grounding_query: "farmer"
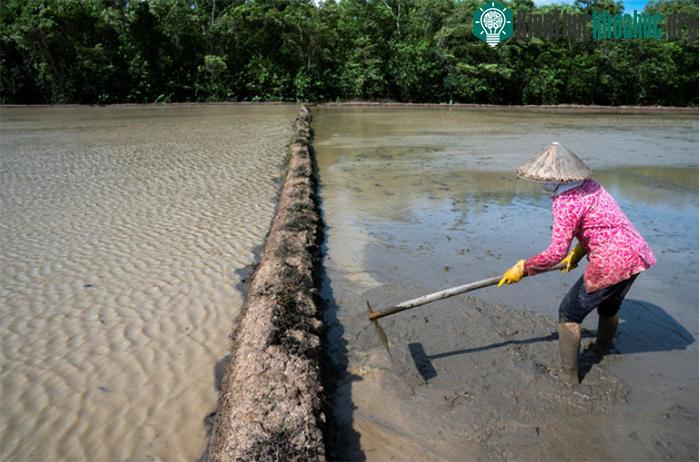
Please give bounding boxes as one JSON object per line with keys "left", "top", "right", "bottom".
{"left": 498, "top": 142, "right": 656, "bottom": 385}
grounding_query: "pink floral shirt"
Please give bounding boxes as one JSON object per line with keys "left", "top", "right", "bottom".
{"left": 525, "top": 180, "right": 656, "bottom": 292}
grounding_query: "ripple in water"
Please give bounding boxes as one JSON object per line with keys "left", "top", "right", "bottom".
{"left": 0, "top": 104, "right": 298, "bottom": 461}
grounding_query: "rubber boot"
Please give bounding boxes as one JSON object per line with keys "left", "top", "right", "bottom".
{"left": 594, "top": 315, "right": 619, "bottom": 358}
{"left": 558, "top": 322, "right": 581, "bottom": 386}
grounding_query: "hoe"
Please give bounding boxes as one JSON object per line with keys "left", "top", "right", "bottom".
{"left": 367, "top": 262, "right": 566, "bottom": 357}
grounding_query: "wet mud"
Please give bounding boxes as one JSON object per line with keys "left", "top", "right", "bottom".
{"left": 0, "top": 104, "right": 298, "bottom": 461}
{"left": 314, "top": 106, "right": 698, "bottom": 460}
{"left": 338, "top": 285, "right": 630, "bottom": 461}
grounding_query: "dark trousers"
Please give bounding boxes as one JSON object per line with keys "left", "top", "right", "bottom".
{"left": 558, "top": 274, "right": 638, "bottom": 324}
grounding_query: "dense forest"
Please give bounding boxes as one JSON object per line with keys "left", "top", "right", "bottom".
{"left": 1, "top": 0, "right": 697, "bottom": 105}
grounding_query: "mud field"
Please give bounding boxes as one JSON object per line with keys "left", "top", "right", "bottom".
{"left": 0, "top": 104, "right": 297, "bottom": 461}
{"left": 314, "top": 106, "right": 698, "bottom": 460}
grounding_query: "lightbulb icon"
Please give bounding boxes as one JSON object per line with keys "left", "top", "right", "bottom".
{"left": 478, "top": 3, "right": 508, "bottom": 46}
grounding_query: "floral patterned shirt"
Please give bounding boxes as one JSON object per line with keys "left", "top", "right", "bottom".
{"left": 525, "top": 179, "right": 656, "bottom": 292}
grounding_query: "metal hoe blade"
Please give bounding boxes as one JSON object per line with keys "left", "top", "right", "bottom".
{"left": 367, "top": 301, "right": 391, "bottom": 358}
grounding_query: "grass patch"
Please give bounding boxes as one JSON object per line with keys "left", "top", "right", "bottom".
{"left": 294, "top": 165, "right": 311, "bottom": 177}
{"left": 274, "top": 238, "right": 297, "bottom": 259}
{"left": 240, "top": 426, "right": 321, "bottom": 461}
{"left": 268, "top": 288, "right": 317, "bottom": 359}
{"left": 279, "top": 263, "right": 313, "bottom": 291}
{"left": 284, "top": 215, "right": 311, "bottom": 232}
{"left": 292, "top": 186, "right": 309, "bottom": 199}
{"left": 290, "top": 202, "right": 311, "bottom": 213}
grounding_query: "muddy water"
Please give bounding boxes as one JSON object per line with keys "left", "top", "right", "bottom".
{"left": 0, "top": 104, "right": 297, "bottom": 461}
{"left": 314, "top": 106, "right": 698, "bottom": 460}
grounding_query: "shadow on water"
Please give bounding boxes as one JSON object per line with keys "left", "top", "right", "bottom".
{"left": 409, "top": 299, "right": 694, "bottom": 383}
{"left": 320, "top": 267, "right": 365, "bottom": 461}
{"left": 615, "top": 299, "right": 695, "bottom": 353}
{"left": 408, "top": 343, "right": 438, "bottom": 383}
{"left": 312, "top": 137, "right": 364, "bottom": 459}
{"left": 317, "top": 174, "right": 365, "bottom": 459}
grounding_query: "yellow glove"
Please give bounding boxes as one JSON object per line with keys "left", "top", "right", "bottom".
{"left": 560, "top": 243, "right": 586, "bottom": 273}
{"left": 498, "top": 260, "right": 526, "bottom": 287}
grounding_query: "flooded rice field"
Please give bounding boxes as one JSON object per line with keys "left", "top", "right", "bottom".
{"left": 314, "top": 106, "right": 698, "bottom": 460}
{"left": 0, "top": 104, "right": 297, "bottom": 461}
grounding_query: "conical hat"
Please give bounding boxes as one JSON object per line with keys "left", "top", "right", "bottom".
{"left": 516, "top": 142, "right": 592, "bottom": 183}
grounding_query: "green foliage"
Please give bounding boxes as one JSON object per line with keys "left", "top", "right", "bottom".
{"left": 0, "top": 0, "right": 697, "bottom": 105}
{"left": 339, "top": 35, "right": 387, "bottom": 99}
{"left": 197, "top": 54, "right": 229, "bottom": 100}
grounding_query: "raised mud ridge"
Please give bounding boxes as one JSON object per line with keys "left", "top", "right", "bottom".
{"left": 207, "top": 106, "right": 325, "bottom": 461}
{"left": 320, "top": 101, "right": 698, "bottom": 113}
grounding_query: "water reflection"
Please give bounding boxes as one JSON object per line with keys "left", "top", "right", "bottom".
{"left": 315, "top": 107, "right": 697, "bottom": 296}
{"left": 326, "top": 165, "right": 696, "bottom": 218}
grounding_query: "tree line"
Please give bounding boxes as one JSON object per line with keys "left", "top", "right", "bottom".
{"left": 1, "top": 0, "right": 697, "bottom": 105}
